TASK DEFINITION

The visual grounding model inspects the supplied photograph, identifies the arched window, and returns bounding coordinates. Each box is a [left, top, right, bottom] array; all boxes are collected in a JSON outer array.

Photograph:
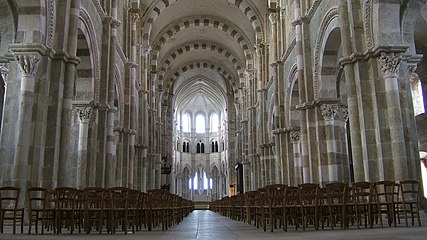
[[203, 172, 208, 190], [188, 178, 192, 190], [197, 141, 204, 153], [411, 73, 425, 116], [195, 114, 205, 133], [211, 141, 219, 152], [182, 113, 191, 132], [210, 113, 219, 132], [183, 141, 190, 152], [193, 172, 198, 190]]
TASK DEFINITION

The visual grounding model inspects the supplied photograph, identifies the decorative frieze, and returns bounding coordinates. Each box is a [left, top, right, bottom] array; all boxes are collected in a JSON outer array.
[[378, 52, 402, 77], [364, 0, 373, 49], [46, 0, 56, 48], [320, 104, 338, 121]]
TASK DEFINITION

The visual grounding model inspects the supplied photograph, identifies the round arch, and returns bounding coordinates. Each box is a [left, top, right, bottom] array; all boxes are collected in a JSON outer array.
[[141, 0, 264, 47]]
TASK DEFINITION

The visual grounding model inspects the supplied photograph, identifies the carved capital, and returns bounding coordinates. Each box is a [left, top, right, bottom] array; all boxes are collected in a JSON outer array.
[[340, 107, 349, 122], [290, 131, 300, 143], [151, 71, 158, 81], [75, 106, 93, 123], [254, 43, 265, 57], [16, 54, 40, 77], [0, 64, 9, 82], [130, 12, 139, 24], [111, 19, 121, 28], [291, 18, 303, 27], [378, 52, 402, 77], [269, 12, 278, 25], [320, 104, 338, 121], [407, 64, 417, 75]]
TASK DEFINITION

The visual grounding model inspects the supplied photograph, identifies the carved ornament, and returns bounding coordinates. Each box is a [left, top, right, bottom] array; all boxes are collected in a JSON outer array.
[[290, 131, 301, 143], [16, 54, 40, 77], [320, 104, 338, 121], [378, 52, 402, 77]]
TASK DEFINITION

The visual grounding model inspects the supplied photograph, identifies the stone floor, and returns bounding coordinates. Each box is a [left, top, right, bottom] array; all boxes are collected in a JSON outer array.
[[1, 210, 427, 240]]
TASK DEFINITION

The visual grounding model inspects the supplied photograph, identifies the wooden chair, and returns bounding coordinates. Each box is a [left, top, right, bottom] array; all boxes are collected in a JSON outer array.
[[374, 181, 398, 227], [399, 180, 421, 227], [0, 186, 24, 234], [109, 187, 137, 234], [254, 187, 269, 231], [243, 191, 257, 226], [147, 189, 169, 231], [83, 187, 108, 234], [232, 194, 245, 222], [266, 184, 286, 232], [139, 192, 150, 230], [283, 186, 300, 231], [325, 182, 347, 230], [352, 181, 382, 228], [27, 187, 55, 234], [298, 183, 320, 231], [318, 187, 329, 229], [52, 187, 78, 234], [344, 186, 356, 228]]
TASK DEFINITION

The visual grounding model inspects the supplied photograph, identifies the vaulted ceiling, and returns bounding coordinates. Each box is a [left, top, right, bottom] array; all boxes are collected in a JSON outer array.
[[141, 0, 266, 115]]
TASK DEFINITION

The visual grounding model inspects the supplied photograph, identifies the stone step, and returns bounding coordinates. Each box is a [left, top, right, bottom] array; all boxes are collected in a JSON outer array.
[[194, 201, 210, 210]]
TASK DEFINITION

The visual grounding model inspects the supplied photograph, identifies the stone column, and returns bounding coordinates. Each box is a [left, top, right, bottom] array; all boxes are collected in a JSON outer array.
[[403, 57, 423, 179], [105, 2, 121, 187], [291, 130, 302, 185], [248, 155, 255, 191], [292, 0, 310, 183], [338, 107, 351, 183], [0, 64, 8, 141], [242, 160, 250, 193], [320, 104, 339, 183], [338, 0, 364, 181], [56, 0, 81, 187], [12, 54, 40, 203], [75, 105, 93, 188], [378, 52, 408, 180]]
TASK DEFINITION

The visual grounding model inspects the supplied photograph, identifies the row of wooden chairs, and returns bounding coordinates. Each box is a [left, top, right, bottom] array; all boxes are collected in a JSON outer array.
[[0, 186, 193, 235], [210, 180, 422, 232]]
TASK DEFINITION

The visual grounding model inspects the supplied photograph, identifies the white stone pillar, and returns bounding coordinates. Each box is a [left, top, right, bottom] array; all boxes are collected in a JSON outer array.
[[338, 0, 364, 181], [105, 1, 121, 187], [292, 0, 311, 183], [75, 105, 93, 188], [378, 52, 408, 180], [291, 130, 302, 185], [12, 53, 40, 205], [320, 104, 339, 183]]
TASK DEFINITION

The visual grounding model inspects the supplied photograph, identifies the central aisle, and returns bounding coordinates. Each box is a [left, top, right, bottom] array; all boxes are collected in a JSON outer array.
[[1, 210, 426, 239]]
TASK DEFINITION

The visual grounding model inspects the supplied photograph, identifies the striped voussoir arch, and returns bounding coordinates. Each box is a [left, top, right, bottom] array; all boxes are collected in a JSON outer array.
[[162, 61, 239, 92], [142, 0, 263, 49], [151, 16, 253, 69], [157, 41, 245, 81]]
